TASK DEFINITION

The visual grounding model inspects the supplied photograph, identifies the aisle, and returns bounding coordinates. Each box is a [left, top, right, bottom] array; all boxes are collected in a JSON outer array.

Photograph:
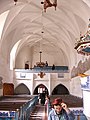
[[29, 104, 47, 120]]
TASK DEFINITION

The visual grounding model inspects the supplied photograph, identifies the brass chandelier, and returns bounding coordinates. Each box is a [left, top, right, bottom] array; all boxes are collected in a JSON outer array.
[[36, 51, 45, 67]]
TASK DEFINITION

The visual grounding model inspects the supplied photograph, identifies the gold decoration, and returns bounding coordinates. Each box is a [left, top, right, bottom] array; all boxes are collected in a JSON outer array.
[[78, 73, 88, 77], [38, 71, 46, 78]]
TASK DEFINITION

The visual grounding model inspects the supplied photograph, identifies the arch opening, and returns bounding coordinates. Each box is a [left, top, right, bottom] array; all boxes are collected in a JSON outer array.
[[14, 83, 31, 95], [52, 84, 69, 95], [33, 84, 49, 95]]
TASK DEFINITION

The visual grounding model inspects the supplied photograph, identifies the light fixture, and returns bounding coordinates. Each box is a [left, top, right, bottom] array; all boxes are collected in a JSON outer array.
[[14, 0, 18, 5], [41, 0, 57, 12], [74, 19, 90, 55], [36, 51, 45, 67]]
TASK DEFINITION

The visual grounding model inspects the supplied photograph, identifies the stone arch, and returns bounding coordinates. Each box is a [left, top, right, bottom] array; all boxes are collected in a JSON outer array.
[[14, 83, 31, 95], [33, 84, 49, 95], [51, 84, 69, 95]]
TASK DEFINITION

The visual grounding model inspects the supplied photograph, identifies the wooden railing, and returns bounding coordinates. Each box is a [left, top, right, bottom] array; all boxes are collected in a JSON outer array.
[[0, 96, 38, 120]]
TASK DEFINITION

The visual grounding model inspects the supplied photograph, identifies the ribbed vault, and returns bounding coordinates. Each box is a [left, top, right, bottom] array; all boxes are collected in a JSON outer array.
[[0, 0, 90, 69]]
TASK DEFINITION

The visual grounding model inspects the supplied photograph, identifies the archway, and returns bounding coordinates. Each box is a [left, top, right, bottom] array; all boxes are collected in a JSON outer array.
[[52, 84, 69, 95], [14, 83, 31, 95], [33, 84, 49, 95]]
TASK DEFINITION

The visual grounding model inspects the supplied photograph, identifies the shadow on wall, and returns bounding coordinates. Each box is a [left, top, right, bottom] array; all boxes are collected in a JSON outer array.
[[52, 84, 69, 95], [14, 83, 31, 95]]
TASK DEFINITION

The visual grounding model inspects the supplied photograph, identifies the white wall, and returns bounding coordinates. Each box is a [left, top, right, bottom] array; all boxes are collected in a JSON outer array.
[[13, 71, 82, 96], [70, 76, 83, 97], [83, 90, 90, 118], [15, 46, 69, 69]]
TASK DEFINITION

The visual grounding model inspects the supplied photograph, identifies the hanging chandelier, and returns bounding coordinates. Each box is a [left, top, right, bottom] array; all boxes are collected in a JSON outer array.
[[14, 0, 18, 5], [36, 51, 46, 78], [36, 51, 45, 67], [36, 30, 46, 67], [74, 19, 90, 55]]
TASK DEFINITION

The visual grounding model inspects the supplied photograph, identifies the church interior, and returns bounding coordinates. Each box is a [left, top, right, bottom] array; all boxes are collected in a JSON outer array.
[[0, 0, 90, 119]]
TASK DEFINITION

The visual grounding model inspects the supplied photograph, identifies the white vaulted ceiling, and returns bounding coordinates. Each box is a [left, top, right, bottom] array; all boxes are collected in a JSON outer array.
[[0, 0, 90, 68]]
